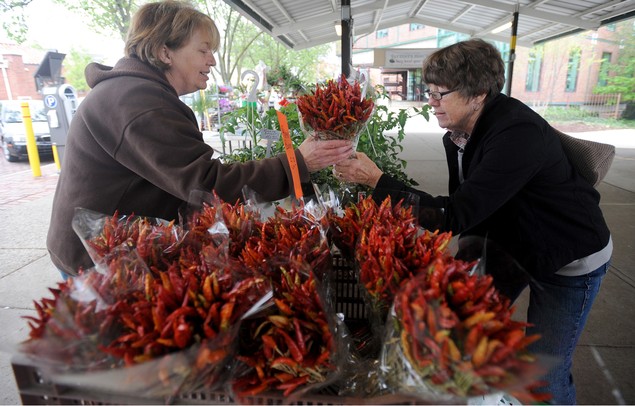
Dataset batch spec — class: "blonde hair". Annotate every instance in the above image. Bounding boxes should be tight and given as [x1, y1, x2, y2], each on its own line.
[125, 0, 220, 71]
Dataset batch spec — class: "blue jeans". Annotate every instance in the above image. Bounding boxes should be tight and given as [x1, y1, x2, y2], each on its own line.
[494, 262, 609, 405]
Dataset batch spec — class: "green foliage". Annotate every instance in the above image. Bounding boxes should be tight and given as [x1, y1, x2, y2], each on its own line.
[64, 48, 98, 93]
[540, 106, 596, 121]
[198, 0, 263, 85]
[52, 0, 138, 40]
[219, 85, 431, 197]
[196, 0, 332, 88]
[0, 0, 32, 43]
[252, 37, 332, 85]
[266, 65, 304, 95]
[540, 106, 635, 128]
[593, 20, 635, 102]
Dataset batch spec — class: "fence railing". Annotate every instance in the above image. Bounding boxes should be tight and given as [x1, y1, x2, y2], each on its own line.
[582, 93, 624, 119]
[528, 93, 626, 120]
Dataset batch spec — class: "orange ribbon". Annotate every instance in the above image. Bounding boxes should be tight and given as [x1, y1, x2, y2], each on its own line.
[276, 111, 303, 199]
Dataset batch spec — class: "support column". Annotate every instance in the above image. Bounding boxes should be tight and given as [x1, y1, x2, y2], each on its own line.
[341, 0, 352, 78]
[505, 9, 519, 96]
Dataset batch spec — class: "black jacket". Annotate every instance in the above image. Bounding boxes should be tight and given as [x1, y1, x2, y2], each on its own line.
[373, 94, 611, 277]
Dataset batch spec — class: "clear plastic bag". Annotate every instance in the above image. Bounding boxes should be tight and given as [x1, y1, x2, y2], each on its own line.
[19, 199, 275, 399]
[379, 253, 551, 404]
[228, 255, 352, 403]
[73, 207, 185, 273]
[296, 71, 375, 146]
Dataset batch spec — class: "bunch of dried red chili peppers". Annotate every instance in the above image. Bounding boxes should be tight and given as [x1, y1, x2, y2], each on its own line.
[20, 192, 548, 403]
[21, 196, 342, 400]
[231, 258, 338, 398]
[385, 255, 549, 403]
[327, 195, 547, 402]
[296, 77, 374, 140]
[328, 196, 453, 315]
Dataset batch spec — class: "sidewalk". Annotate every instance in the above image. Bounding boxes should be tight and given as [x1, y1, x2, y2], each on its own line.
[0, 127, 634, 405]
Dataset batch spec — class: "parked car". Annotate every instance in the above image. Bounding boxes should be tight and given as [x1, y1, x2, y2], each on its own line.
[0, 99, 53, 162]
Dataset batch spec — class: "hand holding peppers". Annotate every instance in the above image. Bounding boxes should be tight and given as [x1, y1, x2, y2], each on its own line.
[297, 137, 354, 173]
[334, 151, 383, 188]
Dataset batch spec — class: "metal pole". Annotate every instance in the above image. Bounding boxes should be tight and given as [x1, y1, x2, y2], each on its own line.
[505, 9, 519, 96]
[341, 0, 352, 78]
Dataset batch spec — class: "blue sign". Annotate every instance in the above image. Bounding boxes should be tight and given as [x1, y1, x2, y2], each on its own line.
[44, 95, 57, 109]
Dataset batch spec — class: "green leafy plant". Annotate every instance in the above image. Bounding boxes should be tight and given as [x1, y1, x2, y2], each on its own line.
[219, 85, 431, 197]
[266, 65, 305, 96]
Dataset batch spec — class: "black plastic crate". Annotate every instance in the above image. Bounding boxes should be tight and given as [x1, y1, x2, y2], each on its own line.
[330, 253, 367, 320]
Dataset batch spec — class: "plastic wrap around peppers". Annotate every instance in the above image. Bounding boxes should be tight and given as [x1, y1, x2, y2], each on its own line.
[377, 238, 555, 404]
[227, 255, 352, 403]
[17, 188, 353, 401]
[327, 195, 442, 341]
[325, 194, 554, 403]
[296, 71, 375, 154]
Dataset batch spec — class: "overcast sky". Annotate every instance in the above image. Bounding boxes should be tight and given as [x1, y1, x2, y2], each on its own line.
[7, 0, 124, 64]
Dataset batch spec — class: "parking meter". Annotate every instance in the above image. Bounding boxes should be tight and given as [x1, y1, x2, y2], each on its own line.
[42, 84, 78, 164]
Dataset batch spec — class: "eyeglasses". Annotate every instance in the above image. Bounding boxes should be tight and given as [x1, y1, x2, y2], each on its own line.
[424, 88, 457, 101]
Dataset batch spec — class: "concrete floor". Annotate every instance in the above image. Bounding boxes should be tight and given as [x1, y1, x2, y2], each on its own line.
[0, 119, 633, 404]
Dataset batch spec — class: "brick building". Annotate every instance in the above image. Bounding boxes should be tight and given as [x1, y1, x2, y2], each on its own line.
[0, 43, 47, 101]
[350, 22, 625, 108]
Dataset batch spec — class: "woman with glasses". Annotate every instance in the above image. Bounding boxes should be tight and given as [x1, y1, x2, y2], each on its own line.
[335, 38, 612, 404]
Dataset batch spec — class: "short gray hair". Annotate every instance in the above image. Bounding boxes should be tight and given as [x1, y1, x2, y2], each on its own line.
[423, 38, 505, 100]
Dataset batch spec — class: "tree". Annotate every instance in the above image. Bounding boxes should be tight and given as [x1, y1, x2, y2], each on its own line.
[249, 35, 332, 85]
[64, 48, 102, 93]
[594, 20, 635, 103]
[195, 0, 332, 88]
[52, 0, 139, 40]
[7, 0, 333, 94]
[0, 0, 34, 43]
[196, 0, 262, 86]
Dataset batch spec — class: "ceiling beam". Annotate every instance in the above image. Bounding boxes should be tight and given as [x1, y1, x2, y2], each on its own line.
[371, 0, 390, 34]
[408, 0, 429, 18]
[354, 15, 533, 47]
[475, 15, 513, 37]
[574, 0, 635, 19]
[457, 0, 599, 30]
[594, 0, 635, 21]
[272, 11, 340, 36]
[450, 5, 476, 24]
[353, 0, 413, 14]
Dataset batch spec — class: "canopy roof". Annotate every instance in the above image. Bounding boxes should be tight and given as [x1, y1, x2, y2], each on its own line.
[221, 0, 635, 50]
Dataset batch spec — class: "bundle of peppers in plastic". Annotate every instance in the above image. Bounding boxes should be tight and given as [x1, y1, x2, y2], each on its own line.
[328, 196, 453, 319]
[380, 255, 551, 403]
[221, 198, 348, 401]
[325, 194, 549, 402]
[296, 75, 374, 142]
[19, 204, 271, 398]
[230, 256, 346, 401]
[18, 192, 349, 400]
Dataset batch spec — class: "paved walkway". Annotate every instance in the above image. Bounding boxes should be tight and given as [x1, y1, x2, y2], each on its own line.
[0, 163, 59, 208]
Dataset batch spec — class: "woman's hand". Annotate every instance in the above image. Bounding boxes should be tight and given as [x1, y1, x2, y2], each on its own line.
[297, 137, 354, 173]
[333, 152, 383, 188]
